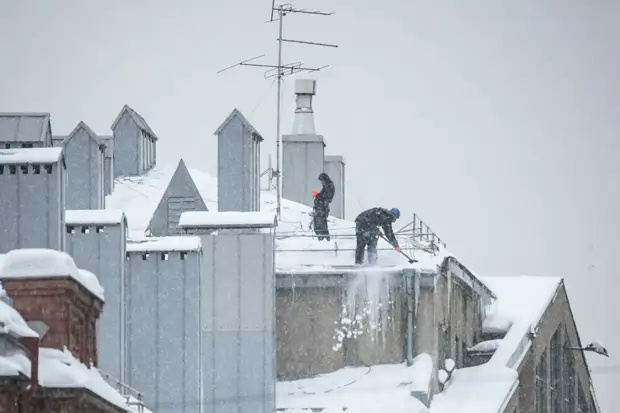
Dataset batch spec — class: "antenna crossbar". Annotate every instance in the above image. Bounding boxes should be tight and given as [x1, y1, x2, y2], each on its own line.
[277, 38, 339, 48]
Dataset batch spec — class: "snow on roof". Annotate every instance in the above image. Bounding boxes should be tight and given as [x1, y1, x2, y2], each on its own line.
[126, 236, 202, 252]
[66, 209, 126, 225]
[430, 276, 562, 412]
[0, 284, 38, 338]
[0, 249, 105, 301]
[0, 147, 63, 164]
[0, 347, 150, 412]
[480, 275, 562, 368]
[178, 211, 277, 229]
[105, 164, 218, 238]
[430, 364, 519, 413]
[105, 163, 479, 282]
[277, 361, 431, 413]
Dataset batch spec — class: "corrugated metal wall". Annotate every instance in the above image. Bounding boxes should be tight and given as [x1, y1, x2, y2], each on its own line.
[64, 219, 126, 381]
[0, 161, 65, 253]
[124, 247, 202, 413]
[199, 232, 275, 413]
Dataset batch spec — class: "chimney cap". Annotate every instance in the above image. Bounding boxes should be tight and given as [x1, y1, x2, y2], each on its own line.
[295, 79, 316, 96]
[0, 249, 105, 302]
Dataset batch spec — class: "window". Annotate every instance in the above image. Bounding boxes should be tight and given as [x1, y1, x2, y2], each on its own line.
[563, 341, 576, 413]
[33, 165, 40, 174]
[549, 329, 563, 412]
[20, 165, 28, 174]
[21, 143, 33, 148]
[66, 226, 75, 234]
[161, 252, 169, 261]
[536, 348, 549, 413]
[0, 165, 3, 174]
[95, 225, 104, 233]
[180, 251, 187, 260]
[4, 143, 9, 149]
[577, 385, 588, 413]
[81, 226, 90, 234]
[142, 253, 150, 260]
[44, 164, 53, 174]
[9, 165, 16, 175]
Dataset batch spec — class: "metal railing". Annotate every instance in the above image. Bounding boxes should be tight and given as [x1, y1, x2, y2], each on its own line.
[98, 369, 146, 412]
[396, 213, 446, 249]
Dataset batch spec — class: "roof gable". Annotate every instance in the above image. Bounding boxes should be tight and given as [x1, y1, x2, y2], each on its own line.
[110, 104, 158, 140]
[147, 159, 209, 236]
[63, 122, 104, 150]
[213, 108, 263, 141]
[0, 113, 51, 143]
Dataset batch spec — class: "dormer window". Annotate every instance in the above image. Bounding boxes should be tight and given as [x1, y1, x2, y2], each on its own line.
[33, 165, 40, 174]
[45, 165, 53, 174]
[20, 165, 28, 174]
[9, 165, 16, 175]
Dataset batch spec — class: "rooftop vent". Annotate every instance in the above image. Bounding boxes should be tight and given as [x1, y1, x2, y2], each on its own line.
[292, 79, 317, 135]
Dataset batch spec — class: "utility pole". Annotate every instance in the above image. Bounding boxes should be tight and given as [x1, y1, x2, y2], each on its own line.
[217, 2, 337, 218]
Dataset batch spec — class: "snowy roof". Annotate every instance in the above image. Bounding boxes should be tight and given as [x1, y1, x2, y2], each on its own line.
[430, 275, 563, 412]
[0, 112, 51, 143]
[0, 147, 64, 165]
[0, 249, 105, 301]
[277, 360, 432, 413]
[126, 236, 202, 252]
[0, 346, 152, 413]
[111, 104, 158, 140]
[178, 211, 277, 229]
[213, 108, 263, 141]
[0, 282, 38, 339]
[431, 364, 518, 413]
[63, 121, 103, 147]
[481, 275, 562, 368]
[66, 209, 126, 225]
[105, 163, 218, 239]
[105, 164, 491, 280]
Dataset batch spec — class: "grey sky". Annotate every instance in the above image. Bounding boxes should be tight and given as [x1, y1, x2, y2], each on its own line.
[1, 0, 618, 410]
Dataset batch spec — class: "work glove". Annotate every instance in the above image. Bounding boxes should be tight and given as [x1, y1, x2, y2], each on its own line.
[394, 245, 401, 253]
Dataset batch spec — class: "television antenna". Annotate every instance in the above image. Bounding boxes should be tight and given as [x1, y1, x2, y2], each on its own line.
[217, 2, 338, 218]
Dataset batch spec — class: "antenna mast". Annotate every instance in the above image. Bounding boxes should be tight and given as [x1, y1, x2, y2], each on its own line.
[217, 2, 338, 218]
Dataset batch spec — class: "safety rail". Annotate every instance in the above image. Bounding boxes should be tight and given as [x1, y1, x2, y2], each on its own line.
[98, 369, 146, 412]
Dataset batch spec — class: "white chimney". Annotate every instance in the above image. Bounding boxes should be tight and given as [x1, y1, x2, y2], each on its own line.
[292, 79, 317, 135]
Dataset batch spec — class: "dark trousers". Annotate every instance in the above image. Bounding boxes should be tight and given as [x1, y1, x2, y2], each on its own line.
[355, 226, 379, 264]
[313, 208, 330, 240]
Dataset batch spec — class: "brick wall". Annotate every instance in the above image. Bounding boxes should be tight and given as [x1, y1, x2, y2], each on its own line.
[1, 277, 103, 366]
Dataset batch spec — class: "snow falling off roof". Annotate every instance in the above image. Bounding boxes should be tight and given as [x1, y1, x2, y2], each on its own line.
[0, 147, 63, 164]
[66, 209, 126, 225]
[105, 164, 218, 238]
[431, 364, 518, 413]
[126, 236, 202, 252]
[0, 347, 150, 413]
[277, 362, 430, 413]
[178, 211, 277, 229]
[0, 249, 105, 301]
[480, 275, 562, 367]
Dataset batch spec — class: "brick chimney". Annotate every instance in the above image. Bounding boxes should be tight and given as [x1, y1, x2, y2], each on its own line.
[0, 249, 104, 366]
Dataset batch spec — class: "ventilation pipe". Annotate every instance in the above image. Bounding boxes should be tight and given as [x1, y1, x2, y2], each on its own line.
[292, 79, 317, 135]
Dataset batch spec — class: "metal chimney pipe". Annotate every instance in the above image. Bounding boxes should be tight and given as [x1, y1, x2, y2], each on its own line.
[292, 79, 317, 135]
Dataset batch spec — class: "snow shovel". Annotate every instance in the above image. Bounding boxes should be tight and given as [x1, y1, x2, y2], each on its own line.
[377, 233, 418, 264]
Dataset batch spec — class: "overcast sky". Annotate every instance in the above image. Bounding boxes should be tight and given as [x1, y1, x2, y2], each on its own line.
[1, 0, 618, 410]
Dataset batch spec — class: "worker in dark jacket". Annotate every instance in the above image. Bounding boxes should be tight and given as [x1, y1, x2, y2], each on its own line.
[312, 173, 335, 241]
[354, 207, 401, 264]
